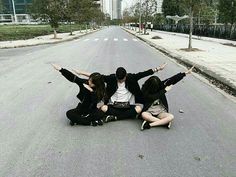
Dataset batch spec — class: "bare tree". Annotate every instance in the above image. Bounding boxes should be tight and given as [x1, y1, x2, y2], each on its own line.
[181, 0, 205, 50]
[142, 0, 157, 34]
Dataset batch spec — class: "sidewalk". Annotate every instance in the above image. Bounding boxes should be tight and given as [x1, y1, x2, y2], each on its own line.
[0, 29, 99, 49]
[124, 27, 236, 96]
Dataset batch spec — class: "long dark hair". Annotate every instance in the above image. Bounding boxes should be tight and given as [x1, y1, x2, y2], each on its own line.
[89, 72, 105, 100]
[142, 76, 162, 101]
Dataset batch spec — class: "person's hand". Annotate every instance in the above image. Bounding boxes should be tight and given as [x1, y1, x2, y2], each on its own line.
[158, 63, 167, 71]
[165, 85, 173, 92]
[154, 63, 167, 72]
[185, 65, 195, 75]
[83, 84, 93, 92]
[51, 63, 62, 71]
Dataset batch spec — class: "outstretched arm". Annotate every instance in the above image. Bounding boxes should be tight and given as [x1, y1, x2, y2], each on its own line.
[51, 63, 86, 85]
[72, 69, 91, 78]
[135, 63, 167, 80]
[152, 63, 167, 73]
[162, 66, 194, 88]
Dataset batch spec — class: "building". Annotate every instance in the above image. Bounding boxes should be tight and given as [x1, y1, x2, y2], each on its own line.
[0, 0, 32, 23]
[110, 0, 122, 20]
[1, 0, 32, 14]
[156, 0, 163, 14]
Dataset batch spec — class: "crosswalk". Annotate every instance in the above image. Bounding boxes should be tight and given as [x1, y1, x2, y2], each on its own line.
[82, 38, 139, 42]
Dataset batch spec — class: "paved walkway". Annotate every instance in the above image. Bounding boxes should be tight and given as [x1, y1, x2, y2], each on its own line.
[124, 27, 236, 95]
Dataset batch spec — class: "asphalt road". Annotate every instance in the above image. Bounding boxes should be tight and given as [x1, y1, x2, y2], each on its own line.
[0, 26, 235, 177]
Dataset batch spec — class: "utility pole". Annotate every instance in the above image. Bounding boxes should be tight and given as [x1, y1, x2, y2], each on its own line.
[11, 0, 17, 23]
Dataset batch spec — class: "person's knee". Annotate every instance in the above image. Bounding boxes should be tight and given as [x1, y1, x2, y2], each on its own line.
[101, 105, 108, 112]
[141, 112, 148, 118]
[135, 105, 142, 114]
[169, 114, 174, 121]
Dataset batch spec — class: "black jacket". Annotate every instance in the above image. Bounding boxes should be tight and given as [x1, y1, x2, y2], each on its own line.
[143, 72, 186, 112]
[60, 68, 98, 114]
[103, 69, 154, 104]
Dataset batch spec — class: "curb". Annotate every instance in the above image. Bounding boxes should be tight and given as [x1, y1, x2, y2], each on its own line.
[123, 28, 236, 97]
[0, 29, 100, 49]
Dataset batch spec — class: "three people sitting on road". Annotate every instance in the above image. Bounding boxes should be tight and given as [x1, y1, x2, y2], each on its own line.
[52, 63, 194, 130]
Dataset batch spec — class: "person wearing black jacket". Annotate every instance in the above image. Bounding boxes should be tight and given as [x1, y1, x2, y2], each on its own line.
[99, 63, 167, 122]
[52, 64, 105, 126]
[141, 66, 194, 130]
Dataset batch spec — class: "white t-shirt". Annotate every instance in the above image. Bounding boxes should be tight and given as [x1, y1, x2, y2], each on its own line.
[110, 82, 135, 104]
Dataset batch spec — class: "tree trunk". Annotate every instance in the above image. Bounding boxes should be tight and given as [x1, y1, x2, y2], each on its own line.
[70, 21, 73, 35]
[53, 29, 57, 39]
[188, 7, 193, 50]
[230, 23, 235, 39]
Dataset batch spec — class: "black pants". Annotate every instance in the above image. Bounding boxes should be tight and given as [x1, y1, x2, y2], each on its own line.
[66, 108, 104, 125]
[106, 105, 137, 120]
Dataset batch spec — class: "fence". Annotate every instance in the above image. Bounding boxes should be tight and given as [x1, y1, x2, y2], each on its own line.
[154, 24, 236, 41]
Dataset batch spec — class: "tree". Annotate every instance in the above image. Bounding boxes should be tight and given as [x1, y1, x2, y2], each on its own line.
[180, 0, 205, 50]
[122, 7, 138, 25]
[70, 0, 96, 24]
[104, 13, 111, 26]
[0, 0, 4, 13]
[63, 0, 77, 35]
[218, 0, 236, 38]
[92, 8, 105, 26]
[31, 0, 67, 39]
[141, 0, 157, 34]
[162, 0, 184, 18]
[198, 4, 215, 25]
[152, 13, 166, 26]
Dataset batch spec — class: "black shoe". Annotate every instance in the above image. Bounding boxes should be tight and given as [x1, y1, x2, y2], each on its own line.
[70, 121, 75, 126]
[97, 120, 103, 126]
[141, 121, 150, 131]
[91, 121, 98, 126]
[105, 115, 117, 123]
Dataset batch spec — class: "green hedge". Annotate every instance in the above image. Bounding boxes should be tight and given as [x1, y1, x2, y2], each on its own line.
[0, 24, 86, 41]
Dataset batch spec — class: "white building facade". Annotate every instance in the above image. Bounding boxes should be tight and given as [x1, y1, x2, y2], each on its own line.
[156, 0, 163, 14]
[109, 0, 122, 20]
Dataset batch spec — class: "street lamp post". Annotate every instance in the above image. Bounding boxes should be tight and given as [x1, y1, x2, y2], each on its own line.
[11, 0, 17, 23]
